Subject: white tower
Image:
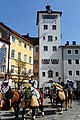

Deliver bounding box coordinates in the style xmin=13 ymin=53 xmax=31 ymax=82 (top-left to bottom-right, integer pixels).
xmin=37 ymin=5 xmax=62 ymax=87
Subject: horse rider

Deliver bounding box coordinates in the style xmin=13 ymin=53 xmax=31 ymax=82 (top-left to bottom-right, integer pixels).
xmin=28 ymin=75 xmax=40 ymax=103
xmin=29 ymin=75 xmax=38 ymax=89
xmin=65 ymin=79 xmax=73 ymax=105
xmin=26 ymin=76 xmax=38 ymax=113
xmin=58 ymin=77 xmax=64 ymax=87
xmin=1 ymin=73 xmax=13 ymax=109
xmin=65 ymin=79 xmax=70 ymax=89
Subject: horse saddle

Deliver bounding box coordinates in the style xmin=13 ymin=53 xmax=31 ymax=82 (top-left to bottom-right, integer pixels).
xmin=58 ymin=91 xmax=65 ymax=100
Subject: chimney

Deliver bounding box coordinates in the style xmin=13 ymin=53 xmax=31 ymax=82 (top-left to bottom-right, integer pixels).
xmin=72 ymin=41 xmax=76 ymax=45
xmin=27 ymin=33 xmax=29 ymax=37
xmin=65 ymin=41 xmax=69 ymax=45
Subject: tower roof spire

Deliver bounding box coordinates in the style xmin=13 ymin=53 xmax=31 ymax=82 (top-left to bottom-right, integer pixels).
xmin=46 ymin=4 xmax=51 ymax=11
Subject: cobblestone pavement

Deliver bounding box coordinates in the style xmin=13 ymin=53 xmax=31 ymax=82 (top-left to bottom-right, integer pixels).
xmin=37 ymin=98 xmax=80 ymax=120
xmin=0 ymin=98 xmax=80 ymax=120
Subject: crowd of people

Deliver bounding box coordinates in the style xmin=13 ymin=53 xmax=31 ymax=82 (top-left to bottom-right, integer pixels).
xmin=0 ymin=74 xmax=40 ymax=109
xmin=43 ymin=77 xmax=78 ymax=101
xmin=0 ymin=73 xmax=80 ymax=108
xmin=1 ymin=74 xmax=80 ymax=120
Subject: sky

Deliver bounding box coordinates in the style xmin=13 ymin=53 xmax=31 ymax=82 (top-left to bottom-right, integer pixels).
xmin=0 ymin=0 xmax=80 ymax=45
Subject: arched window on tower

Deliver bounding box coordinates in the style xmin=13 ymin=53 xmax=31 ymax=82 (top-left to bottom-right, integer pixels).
xmin=48 ymin=70 xmax=53 ymax=78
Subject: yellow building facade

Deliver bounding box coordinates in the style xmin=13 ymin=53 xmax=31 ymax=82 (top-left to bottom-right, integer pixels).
xmin=10 ymin=34 xmax=33 ymax=75
xmin=0 ymin=22 xmax=34 ymax=87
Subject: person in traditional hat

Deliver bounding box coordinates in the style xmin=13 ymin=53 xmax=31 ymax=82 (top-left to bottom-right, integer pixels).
xmin=1 ymin=73 xmax=13 ymax=109
xmin=27 ymin=75 xmax=39 ymax=117
xmin=65 ymin=79 xmax=70 ymax=89
xmin=29 ymin=75 xmax=38 ymax=88
xmin=58 ymin=77 xmax=64 ymax=87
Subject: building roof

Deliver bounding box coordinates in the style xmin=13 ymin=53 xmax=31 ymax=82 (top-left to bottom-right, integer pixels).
xmin=59 ymin=45 xmax=80 ymax=48
xmin=0 ymin=22 xmax=34 ymax=45
xmin=0 ymin=37 xmax=10 ymax=44
xmin=36 ymin=11 xmax=62 ymax=25
xmin=23 ymin=35 xmax=39 ymax=45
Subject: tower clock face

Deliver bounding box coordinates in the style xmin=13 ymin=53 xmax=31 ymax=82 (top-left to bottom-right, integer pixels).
xmin=48 ymin=9 xmax=52 ymax=14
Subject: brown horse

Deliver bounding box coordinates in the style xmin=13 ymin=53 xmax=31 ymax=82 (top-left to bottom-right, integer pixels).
xmin=0 ymin=90 xmax=20 ymax=118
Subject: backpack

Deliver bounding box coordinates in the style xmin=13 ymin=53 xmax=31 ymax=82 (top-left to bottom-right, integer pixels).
xmin=25 ymin=88 xmax=32 ymax=100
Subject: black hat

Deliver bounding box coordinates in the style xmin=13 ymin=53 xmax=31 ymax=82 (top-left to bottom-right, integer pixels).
xmin=31 ymin=75 xmax=34 ymax=77
xmin=58 ymin=77 xmax=61 ymax=80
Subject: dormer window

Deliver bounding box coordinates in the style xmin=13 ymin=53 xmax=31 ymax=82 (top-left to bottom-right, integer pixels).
xmin=12 ymin=36 xmax=15 ymax=42
xmin=18 ymin=40 xmax=22 ymax=46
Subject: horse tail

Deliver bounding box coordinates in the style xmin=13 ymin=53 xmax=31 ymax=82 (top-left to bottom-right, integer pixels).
xmin=40 ymin=92 xmax=44 ymax=105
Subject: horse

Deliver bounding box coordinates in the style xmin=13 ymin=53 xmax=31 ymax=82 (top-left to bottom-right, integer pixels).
xmin=50 ymin=83 xmax=69 ymax=114
xmin=0 ymin=89 xmax=20 ymax=119
xmin=21 ymin=85 xmax=44 ymax=120
xmin=67 ymin=86 xmax=73 ymax=108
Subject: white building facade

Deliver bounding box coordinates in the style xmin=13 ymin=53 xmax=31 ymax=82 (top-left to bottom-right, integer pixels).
xmin=59 ymin=42 xmax=80 ymax=89
xmin=37 ymin=5 xmax=62 ymax=87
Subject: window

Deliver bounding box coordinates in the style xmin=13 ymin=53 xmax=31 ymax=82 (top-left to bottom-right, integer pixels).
xmin=29 ymin=56 xmax=32 ymax=64
xmin=48 ymin=36 xmax=53 ymax=41
xmin=11 ymin=49 xmax=15 ymax=58
xmin=42 ymin=72 xmax=45 ymax=77
xmin=55 ymin=72 xmax=59 ymax=77
xmin=68 ymin=59 xmax=72 ymax=64
xmin=44 ymin=46 xmax=48 ymax=51
xmin=34 ymin=72 xmax=38 ymax=77
xmin=24 ymin=68 xmax=27 ymax=75
xmin=11 ymin=65 xmax=14 ymax=73
xmin=18 ymin=40 xmax=22 ymax=46
xmin=0 ymin=32 xmax=2 ymax=38
xmin=48 ymin=70 xmax=53 ymax=78
xmin=24 ymin=43 xmax=27 ymax=48
xmin=51 ymin=59 xmax=59 ymax=64
xmin=67 ymin=50 xmax=71 ymax=54
xmin=75 ymin=59 xmax=79 ymax=64
xmin=52 ymin=25 xmax=56 ymax=30
xmin=43 ymin=36 xmax=45 ymax=40
xmin=43 ymin=25 xmax=48 ymax=30
xmin=12 ymin=36 xmax=15 ymax=42
xmin=76 ymin=71 xmax=79 ymax=76
xmin=18 ymin=67 xmax=21 ymax=75
xmin=18 ymin=52 xmax=21 ymax=60
xmin=75 ymin=50 xmax=78 ymax=54
xmin=68 ymin=71 xmax=72 ymax=76
xmin=24 ymin=54 xmax=27 ymax=62
xmin=34 ymin=60 xmax=38 ymax=64
xmin=29 ymin=69 xmax=32 ymax=73
xmin=35 ymin=47 xmax=39 ymax=52
xmin=42 ymin=59 xmax=50 ymax=64
xmin=29 ymin=46 xmax=32 ymax=51
xmin=55 ymin=36 xmax=57 ymax=40
xmin=1 ymin=66 xmax=6 ymax=72
xmin=52 ymin=46 xmax=57 ymax=51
